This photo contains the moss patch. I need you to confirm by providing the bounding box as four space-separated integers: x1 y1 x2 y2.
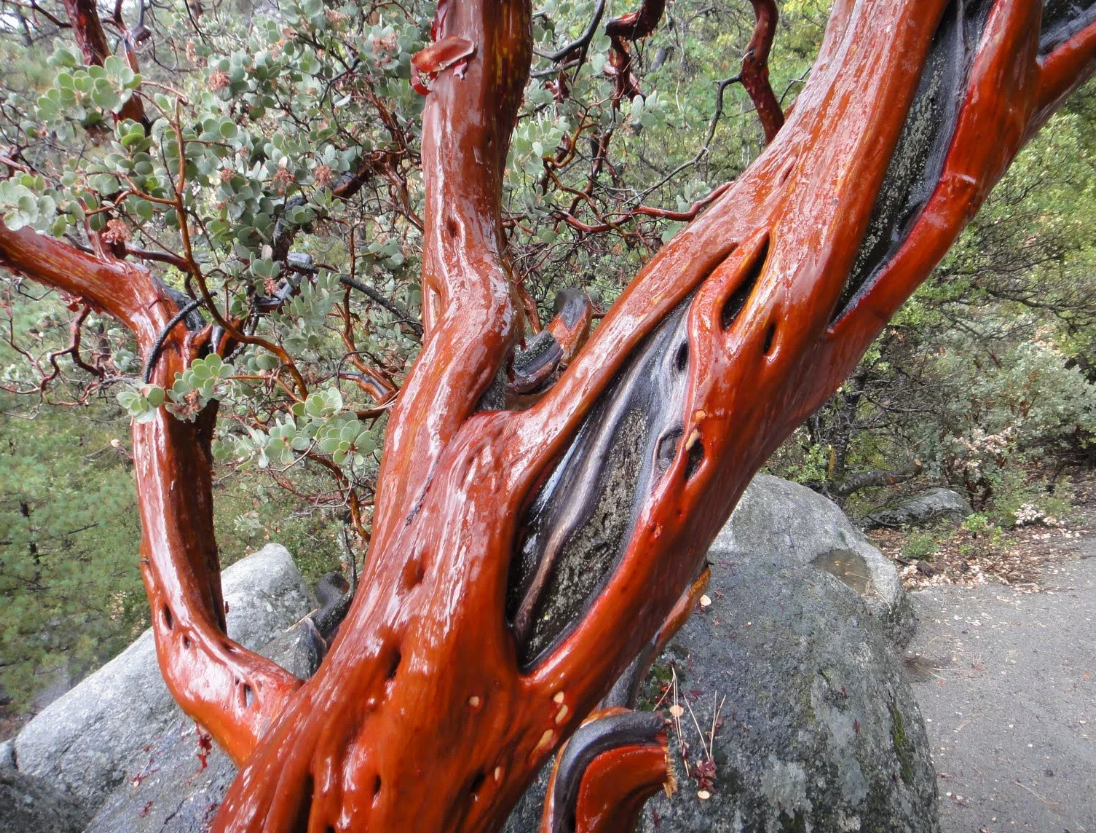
889 701 915 785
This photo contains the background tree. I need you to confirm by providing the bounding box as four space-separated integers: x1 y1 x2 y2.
2 0 1096 831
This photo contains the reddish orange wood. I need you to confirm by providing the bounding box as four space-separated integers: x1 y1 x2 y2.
60 0 147 125
5 2 1096 832
568 745 670 833
741 0 784 143
0 227 301 762
539 710 671 833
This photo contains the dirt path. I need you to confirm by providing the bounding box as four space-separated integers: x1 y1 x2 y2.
905 539 1096 833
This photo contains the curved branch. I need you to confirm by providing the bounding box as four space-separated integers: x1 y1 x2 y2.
339 275 423 336
833 459 922 499
1031 15 1096 135
540 710 671 833
0 221 163 339
604 0 666 41
39 305 103 388
827 0 1046 372
536 0 606 62
741 0 784 143
605 0 667 102
0 224 300 763
517 0 959 693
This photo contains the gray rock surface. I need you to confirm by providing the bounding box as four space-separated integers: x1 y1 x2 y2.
906 552 1096 833
634 550 937 833
863 487 972 530
13 544 310 812
1 766 89 833
82 620 327 833
0 737 14 769
719 474 915 645
83 718 237 833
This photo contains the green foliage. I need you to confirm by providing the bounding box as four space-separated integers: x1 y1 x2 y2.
117 384 164 423
0 389 145 713
224 387 380 472
900 532 940 563
168 354 236 419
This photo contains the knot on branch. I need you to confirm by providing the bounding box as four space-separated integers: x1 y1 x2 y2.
477 289 592 410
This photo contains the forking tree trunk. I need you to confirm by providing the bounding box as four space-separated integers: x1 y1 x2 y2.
2 1 1096 831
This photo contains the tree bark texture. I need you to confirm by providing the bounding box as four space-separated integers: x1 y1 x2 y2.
3 1 1096 831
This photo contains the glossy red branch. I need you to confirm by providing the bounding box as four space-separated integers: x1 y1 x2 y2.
605 0 667 102
368 0 532 551
60 0 147 125
8 2 1096 832
604 0 667 41
741 0 784 143
1031 17 1096 135
0 224 300 763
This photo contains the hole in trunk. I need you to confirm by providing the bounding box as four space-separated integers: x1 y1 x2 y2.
293 775 314 832
402 559 425 589
721 237 769 331
656 429 684 475
469 770 486 797
673 342 688 373
762 322 777 355
685 438 704 481
386 649 401 680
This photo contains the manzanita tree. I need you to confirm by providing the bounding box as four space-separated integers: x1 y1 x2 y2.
2 0 1096 829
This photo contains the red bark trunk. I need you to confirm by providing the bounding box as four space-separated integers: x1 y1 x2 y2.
4 1 1096 831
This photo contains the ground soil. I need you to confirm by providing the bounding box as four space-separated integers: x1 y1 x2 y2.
893 470 1096 832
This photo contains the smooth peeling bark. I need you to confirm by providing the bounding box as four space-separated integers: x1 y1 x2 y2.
0 224 300 762
368 0 533 553
212 1 1016 830
8 1 1096 832
135 388 303 763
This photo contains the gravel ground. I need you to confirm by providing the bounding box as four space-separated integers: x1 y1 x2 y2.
905 543 1096 833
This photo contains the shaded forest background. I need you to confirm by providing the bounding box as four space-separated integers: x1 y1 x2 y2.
1 0 1095 727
